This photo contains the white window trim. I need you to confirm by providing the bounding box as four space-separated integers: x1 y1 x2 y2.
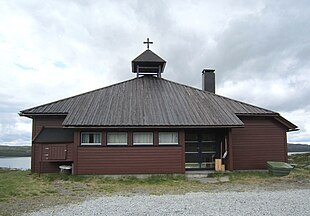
107 143 128 146
81 132 102 146
159 132 179 145
133 142 154 146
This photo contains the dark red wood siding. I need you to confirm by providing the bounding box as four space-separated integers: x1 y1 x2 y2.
231 117 287 170
43 145 66 160
41 144 73 161
33 117 65 138
31 117 66 172
76 146 184 175
32 143 73 173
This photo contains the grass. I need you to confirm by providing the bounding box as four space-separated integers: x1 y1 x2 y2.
0 155 308 216
0 171 206 203
208 170 272 182
206 153 310 183
0 170 56 202
289 153 310 167
0 153 309 203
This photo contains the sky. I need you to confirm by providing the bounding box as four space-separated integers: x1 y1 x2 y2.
0 0 309 146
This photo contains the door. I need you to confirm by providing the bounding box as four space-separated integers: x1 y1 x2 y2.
185 133 217 170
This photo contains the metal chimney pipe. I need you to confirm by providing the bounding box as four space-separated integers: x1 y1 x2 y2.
202 69 215 93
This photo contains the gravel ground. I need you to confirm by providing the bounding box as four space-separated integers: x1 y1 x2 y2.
25 189 310 216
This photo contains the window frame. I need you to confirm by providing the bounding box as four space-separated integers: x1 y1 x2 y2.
133 132 154 146
159 132 179 145
107 132 128 146
80 132 102 146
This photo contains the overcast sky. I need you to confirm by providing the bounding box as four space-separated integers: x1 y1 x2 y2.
0 0 309 146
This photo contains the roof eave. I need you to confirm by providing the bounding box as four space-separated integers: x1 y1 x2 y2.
19 112 68 118
236 113 298 131
274 116 298 132
236 113 277 117
62 124 244 129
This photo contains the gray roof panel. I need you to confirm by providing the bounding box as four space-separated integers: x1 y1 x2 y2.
20 76 279 127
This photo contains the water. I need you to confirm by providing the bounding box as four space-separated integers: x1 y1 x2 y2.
0 157 31 170
288 151 310 156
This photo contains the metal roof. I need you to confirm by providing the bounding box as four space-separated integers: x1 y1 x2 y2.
20 76 294 128
132 49 166 63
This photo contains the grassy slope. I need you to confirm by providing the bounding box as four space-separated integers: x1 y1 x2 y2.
0 146 31 157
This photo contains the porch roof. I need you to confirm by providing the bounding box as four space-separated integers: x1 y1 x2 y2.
33 128 74 143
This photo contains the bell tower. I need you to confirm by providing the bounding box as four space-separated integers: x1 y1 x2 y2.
132 38 166 78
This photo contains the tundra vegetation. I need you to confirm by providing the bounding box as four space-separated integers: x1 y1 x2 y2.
0 153 310 215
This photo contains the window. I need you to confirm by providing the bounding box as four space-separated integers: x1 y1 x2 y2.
133 132 153 145
159 132 178 145
107 132 128 145
81 132 102 145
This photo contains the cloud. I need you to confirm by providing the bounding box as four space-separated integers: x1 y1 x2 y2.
218 77 310 112
0 0 309 145
14 63 37 71
0 112 31 146
53 61 67 69
281 109 310 144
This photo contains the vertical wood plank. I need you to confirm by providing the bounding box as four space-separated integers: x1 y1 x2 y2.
283 131 288 162
179 130 186 172
102 130 107 146
153 130 159 146
73 130 79 175
128 130 133 146
228 128 234 171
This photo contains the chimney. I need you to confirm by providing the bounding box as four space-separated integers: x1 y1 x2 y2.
202 69 215 93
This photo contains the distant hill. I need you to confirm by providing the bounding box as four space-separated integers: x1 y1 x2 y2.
288 143 310 152
0 145 31 157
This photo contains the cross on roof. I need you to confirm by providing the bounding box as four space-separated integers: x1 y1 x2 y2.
143 38 153 49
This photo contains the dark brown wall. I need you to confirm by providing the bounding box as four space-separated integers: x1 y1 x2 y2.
231 117 287 170
76 146 184 175
33 117 65 138
41 144 73 161
31 116 67 173
33 143 73 173
33 144 60 173
32 124 185 175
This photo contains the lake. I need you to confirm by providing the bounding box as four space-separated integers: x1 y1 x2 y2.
0 157 31 170
288 151 310 155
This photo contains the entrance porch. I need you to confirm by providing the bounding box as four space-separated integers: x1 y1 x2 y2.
185 129 228 171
